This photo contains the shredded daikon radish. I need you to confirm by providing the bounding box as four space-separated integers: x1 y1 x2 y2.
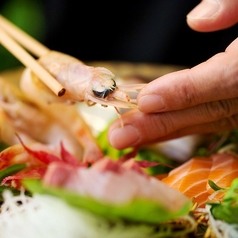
0 190 163 238
206 205 238 238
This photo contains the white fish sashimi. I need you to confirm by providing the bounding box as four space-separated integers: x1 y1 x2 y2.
43 157 191 212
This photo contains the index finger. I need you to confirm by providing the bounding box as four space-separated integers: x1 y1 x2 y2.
137 38 238 113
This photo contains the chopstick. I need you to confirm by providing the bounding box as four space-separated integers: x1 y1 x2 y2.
0 15 66 97
0 15 49 57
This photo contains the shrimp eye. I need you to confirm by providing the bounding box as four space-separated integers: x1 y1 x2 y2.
92 79 116 98
93 88 110 98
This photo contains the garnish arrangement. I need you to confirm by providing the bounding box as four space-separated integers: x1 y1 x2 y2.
0 14 238 238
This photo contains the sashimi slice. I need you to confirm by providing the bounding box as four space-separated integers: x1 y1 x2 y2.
206 153 238 194
43 157 192 213
162 157 212 207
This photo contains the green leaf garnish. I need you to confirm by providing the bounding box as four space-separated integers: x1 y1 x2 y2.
0 163 26 181
24 179 192 224
97 122 132 160
209 178 238 224
211 204 238 224
208 180 226 192
136 148 176 176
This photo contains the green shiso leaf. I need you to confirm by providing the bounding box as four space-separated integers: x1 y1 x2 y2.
0 163 28 202
136 148 176 176
24 179 191 224
97 123 132 160
0 163 26 181
209 178 238 224
223 178 238 201
211 204 238 224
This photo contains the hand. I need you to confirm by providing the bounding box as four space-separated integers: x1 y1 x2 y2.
108 0 238 150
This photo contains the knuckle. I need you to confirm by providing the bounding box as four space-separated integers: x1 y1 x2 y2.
148 113 175 136
205 100 235 119
220 114 238 129
211 114 238 131
176 78 197 107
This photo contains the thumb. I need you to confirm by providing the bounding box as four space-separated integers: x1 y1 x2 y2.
186 0 238 32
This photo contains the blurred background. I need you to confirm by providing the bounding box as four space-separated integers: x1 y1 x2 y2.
1 0 238 72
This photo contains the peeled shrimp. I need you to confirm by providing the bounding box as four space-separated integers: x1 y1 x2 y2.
20 51 146 109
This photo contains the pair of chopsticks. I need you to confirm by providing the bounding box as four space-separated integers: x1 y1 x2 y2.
0 14 65 97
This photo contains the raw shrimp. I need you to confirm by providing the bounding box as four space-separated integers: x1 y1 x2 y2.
0 77 103 163
20 51 146 109
0 15 145 124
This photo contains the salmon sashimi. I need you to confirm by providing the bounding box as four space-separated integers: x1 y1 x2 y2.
162 157 212 207
161 153 238 207
205 153 238 203
207 153 238 194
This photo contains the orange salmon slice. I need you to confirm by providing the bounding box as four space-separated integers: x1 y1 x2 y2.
206 153 238 194
162 157 212 207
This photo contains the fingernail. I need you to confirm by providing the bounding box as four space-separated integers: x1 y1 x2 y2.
138 94 165 112
187 0 220 19
109 125 139 148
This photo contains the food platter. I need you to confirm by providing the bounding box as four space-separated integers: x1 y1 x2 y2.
1 14 238 238
1 63 238 238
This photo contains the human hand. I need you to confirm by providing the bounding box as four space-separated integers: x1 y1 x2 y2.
108 0 238 150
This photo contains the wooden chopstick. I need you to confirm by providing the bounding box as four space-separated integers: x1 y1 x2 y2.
0 15 49 57
0 15 65 96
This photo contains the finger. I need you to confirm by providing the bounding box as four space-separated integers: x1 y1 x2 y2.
137 38 238 113
186 0 238 32
108 98 238 149
154 116 238 143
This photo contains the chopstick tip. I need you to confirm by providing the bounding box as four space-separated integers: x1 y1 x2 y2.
58 88 66 97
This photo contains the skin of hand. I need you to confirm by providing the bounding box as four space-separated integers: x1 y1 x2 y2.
108 0 238 150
